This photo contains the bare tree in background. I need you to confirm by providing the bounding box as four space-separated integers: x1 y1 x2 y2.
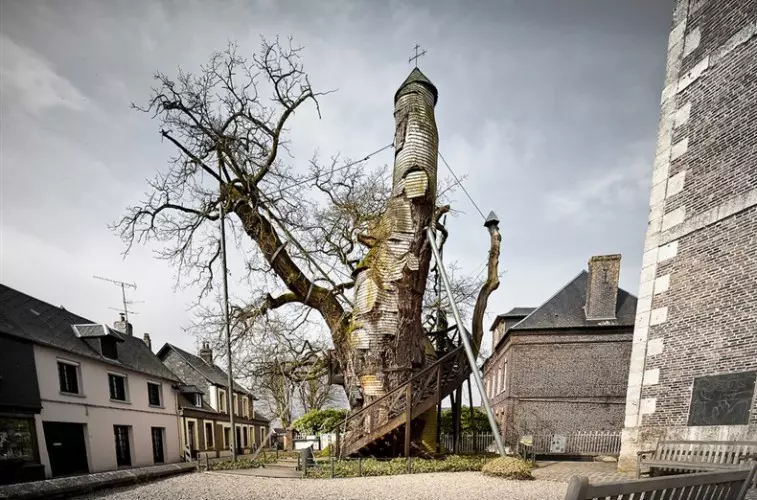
115 37 501 452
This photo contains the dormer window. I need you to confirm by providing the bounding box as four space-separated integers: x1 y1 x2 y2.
194 394 203 407
218 389 227 413
72 324 123 360
101 337 118 360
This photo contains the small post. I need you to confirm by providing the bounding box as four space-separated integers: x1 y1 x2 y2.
303 452 308 476
276 447 279 460
330 456 335 478
358 457 363 476
405 383 412 457
407 456 412 474
564 476 589 500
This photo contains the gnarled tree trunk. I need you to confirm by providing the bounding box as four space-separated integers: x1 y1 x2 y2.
338 69 439 411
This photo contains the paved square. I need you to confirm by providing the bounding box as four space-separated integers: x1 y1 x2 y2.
75 471 568 500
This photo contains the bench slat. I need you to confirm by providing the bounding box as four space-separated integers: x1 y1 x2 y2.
564 465 757 500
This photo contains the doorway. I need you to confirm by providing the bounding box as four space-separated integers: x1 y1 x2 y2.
42 422 88 477
113 425 131 466
151 427 165 463
235 427 242 452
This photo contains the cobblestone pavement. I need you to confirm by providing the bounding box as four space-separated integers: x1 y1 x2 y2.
532 460 633 483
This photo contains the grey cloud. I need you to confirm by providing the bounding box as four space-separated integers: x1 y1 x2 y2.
1 0 673 355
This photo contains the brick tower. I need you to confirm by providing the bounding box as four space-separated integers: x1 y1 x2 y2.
618 0 757 471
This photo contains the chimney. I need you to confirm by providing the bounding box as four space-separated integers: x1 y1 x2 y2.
143 333 152 351
113 313 133 336
585 254 621 320
199 341 213 365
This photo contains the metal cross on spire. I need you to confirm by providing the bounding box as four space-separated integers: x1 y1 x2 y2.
408 44 427 67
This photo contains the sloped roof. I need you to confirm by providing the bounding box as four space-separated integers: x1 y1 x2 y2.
510 271 637 331
489 307 536 331
157 343 252 395
0 284 180 382
72 323 124 340
394 67 438 104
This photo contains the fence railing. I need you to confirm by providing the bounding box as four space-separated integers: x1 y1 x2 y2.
520 430 622 456
440 433 495 454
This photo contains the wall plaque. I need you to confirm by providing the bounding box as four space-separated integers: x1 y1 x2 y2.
550 435 566 453
687 370 756 426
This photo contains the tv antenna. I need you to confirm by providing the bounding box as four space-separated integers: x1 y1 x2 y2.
93 275 138 322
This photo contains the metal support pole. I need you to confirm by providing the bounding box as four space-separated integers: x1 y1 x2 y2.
404 384 412 457
467 378 476 451
330 456 334 478
426 225 506 457
218 151 237 462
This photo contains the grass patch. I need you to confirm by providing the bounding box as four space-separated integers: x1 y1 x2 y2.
304 455 492 478
210 457 266 470
481 456 534 480
208 450 301 471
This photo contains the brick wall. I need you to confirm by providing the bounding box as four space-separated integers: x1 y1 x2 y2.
509 331 632 399
619 0 757 472
486 329 632 447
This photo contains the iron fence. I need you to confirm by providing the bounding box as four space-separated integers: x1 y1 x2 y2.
440 433 495 453
520 430 622 456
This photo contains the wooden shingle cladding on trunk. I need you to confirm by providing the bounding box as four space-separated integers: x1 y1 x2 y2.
344 68 439 408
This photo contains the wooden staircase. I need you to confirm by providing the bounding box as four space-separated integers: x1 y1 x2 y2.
335 346 470 457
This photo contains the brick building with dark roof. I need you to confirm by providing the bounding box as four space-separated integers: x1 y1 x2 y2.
482 255 637 453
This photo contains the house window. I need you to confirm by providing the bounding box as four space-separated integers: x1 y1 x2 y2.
194 394 203 407
205 422 214 449
147 382 162 407
58 361 80 394
109 374 127 401
233 394 239 416
502 362 508 393
242 396 248 417
218 389 227 413
496 367 503 394
223 427 231 449
113 425 132 466
243 427 248 448
0 417 36 461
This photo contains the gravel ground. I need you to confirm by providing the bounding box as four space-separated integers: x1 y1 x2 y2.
76 471 568 500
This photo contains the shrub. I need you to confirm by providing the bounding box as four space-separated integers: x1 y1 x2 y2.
304 455 490 478
481 457 534 480
292 409 348 435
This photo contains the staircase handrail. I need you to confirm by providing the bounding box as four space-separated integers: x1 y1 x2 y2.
328 345 467 434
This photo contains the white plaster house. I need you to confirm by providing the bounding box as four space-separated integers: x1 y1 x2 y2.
0 285 182 480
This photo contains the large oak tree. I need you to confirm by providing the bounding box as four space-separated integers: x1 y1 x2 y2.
117 38 500 452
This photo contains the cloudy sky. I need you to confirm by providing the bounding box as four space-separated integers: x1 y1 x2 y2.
1 0 673 361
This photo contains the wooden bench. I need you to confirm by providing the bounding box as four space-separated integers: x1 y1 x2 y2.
565 463 757 500
637 440 757 479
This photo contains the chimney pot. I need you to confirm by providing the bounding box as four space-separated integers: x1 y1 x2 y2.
585 254 621 320
113 314 133 336
143 333 152 351
199 342 213 365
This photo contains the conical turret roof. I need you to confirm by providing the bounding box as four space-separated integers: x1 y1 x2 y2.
394 67 438 105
